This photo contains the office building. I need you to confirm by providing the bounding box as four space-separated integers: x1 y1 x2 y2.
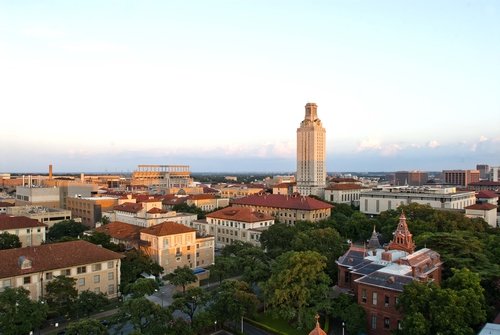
442 170 480 187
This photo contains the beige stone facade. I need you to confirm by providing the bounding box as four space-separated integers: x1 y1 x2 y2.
0 240 123 300
66 196 119 228
0 215 47 247
296 103 326 197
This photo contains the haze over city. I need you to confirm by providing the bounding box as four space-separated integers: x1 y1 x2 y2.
1 0 499 173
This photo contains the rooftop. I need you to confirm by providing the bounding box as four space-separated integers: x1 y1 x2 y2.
231 193 333 210
140 221 196 237
207 207 274 223
0 215 47 230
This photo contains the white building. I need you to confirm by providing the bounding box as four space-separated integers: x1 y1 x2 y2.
195 207 275 248
465 203 498 227
360 186 476 215
296 102 326 197
324 184 369 206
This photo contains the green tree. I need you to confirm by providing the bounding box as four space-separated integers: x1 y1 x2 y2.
120 249 163 292
221 241 271 284
164 266 197 294
209 280 259 329
208 256 238 284
259 223 297 258
329 293 366 334
0 287 48 335
126 278 159 298
116 296 171 334
74 290 109 318
47 219 87 242
171 287 208 322
83 231 120 251
66 318 107 335
45 275 78 317
0 232 21 249
264 251 331 328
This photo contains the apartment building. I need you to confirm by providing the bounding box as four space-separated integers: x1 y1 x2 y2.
231 193 333 224
0 240 123 300
197 207 275 248
0 215 47 247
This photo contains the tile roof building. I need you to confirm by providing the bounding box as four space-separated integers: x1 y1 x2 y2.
230 193 333 224
0 240 124 300
94 221 143 249
196 207 275 248
336 213 442 335
0 215 47 247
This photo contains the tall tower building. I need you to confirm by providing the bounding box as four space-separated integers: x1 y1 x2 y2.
296 102 326 197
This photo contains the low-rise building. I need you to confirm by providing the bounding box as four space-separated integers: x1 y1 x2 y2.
0 215 47 247
0 240 123 299
324 184 369 206
186 194 229 212
15 186 60 208
360 186 476 215
337 213 442 335
5 206 71 228
94 221 143 250
0 201 14 214
140 221 214 274
219 185 265 199
465 203 498 227
468 180 500 192
66 196 119 228
231 193 333 224
272 182 297 195
197 207 275 248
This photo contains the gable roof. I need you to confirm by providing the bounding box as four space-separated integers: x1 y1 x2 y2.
231 193 333 211
0 215 47 230
476 190 499 199
0 240 123 278
140 221 196 237
465 203 498 210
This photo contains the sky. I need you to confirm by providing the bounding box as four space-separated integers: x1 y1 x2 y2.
0 0 499 173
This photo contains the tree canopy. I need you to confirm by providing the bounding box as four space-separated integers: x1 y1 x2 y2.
47 219 87 242
0 232 21 250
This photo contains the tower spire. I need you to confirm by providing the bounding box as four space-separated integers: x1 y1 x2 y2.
387 211 415 254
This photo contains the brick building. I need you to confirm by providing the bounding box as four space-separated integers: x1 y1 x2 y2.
336 213 442 335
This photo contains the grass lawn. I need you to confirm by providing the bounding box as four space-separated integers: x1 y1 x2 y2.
249 313 307 335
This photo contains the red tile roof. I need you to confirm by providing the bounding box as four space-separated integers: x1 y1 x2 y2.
273 182 297 188
140 221 196 237
207 207 274 223
231 193 333 210
95 221 142 242
476 190 499 199
326 184 365 191
0 240 123 278
114 202 143 213
465 203 498 210
329 178 361 183
189 194 216 200
0 215 47 230
147 207 167 214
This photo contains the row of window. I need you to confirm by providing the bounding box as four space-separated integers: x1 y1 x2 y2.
361 289 398 307
371 315 402 330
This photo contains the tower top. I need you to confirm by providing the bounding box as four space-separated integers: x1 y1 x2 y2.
304 102 318 121
387 211 415 254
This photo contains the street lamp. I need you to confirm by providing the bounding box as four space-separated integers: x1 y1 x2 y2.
155 289 164 308
342 321 345 335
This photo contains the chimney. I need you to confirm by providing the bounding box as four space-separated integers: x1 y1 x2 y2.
49 164 53 179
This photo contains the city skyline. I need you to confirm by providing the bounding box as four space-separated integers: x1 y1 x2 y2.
1 1 499 173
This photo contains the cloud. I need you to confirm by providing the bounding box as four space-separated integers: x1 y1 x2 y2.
427 140 440 149
479 135 488 142
357 139 382 151
22 27 66 39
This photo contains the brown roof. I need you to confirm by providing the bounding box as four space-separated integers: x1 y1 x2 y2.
231 193 333 210
273 182 297 188
207 207 274 223
140 221 196 237
114 202 143 213
325 183 365 191
147 207 166 214
476 190 499 199
329 178 360 183
0 240 123 279
465 203 498 210
0 202 14 207
469 181 500 186
0 215 47 230
95 221 142 242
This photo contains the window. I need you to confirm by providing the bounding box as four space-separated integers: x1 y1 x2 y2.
196 252 199 257
361 289 367 303
3 279 11 288
94 275 100 283
23 276 31 284
107 261 114 269
92 263 102 271
187 246 191 251
79 278 85 286
94 287 101 293
385 295 390 307
371 315 377 329
384 318 390 329
108 272 114 280
62 269 71 276
372 292 378 305
45 272 53 280
77 266 87 274
108 284 115 294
